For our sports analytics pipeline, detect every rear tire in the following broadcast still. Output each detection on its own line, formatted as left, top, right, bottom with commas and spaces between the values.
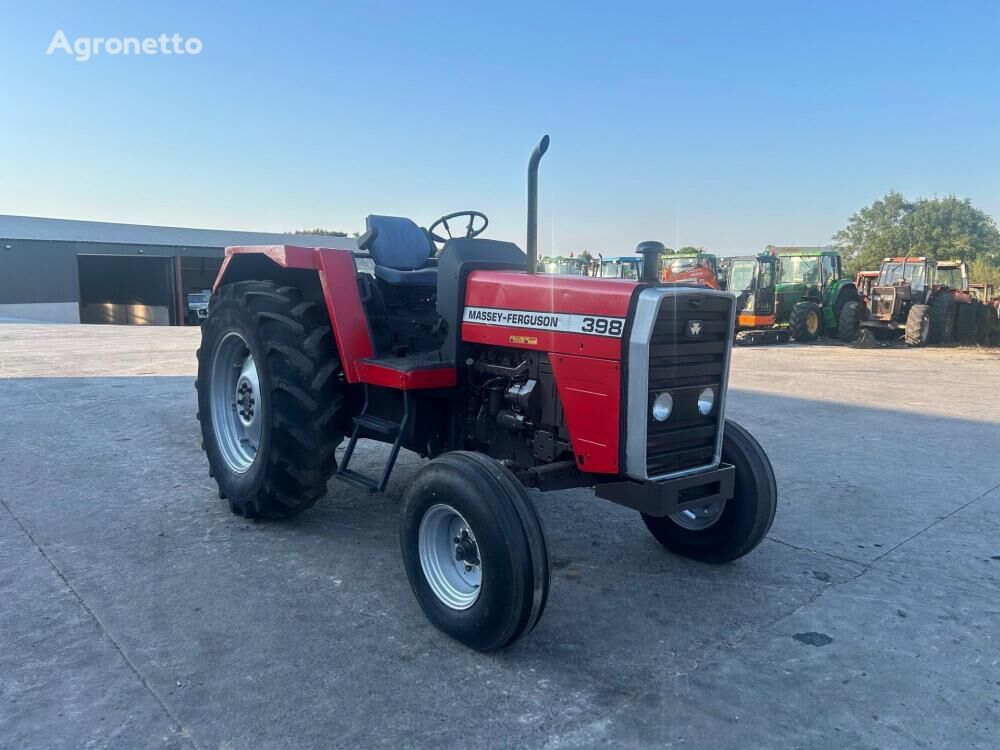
789, 301, 822, 342
904, 304, 931, 347
641, 420, 777, 564
929, 291, 956, 345
975, 303, 990, 345
197, 281, 345, 518
957, 302, 979, 345
837, 300, 864, 343
400, 452, 549, 651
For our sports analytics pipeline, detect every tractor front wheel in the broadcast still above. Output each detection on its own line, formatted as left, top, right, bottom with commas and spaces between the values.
904, 304, 932, 347
641, 420, 777, 564
197, 281, 346, 518
789, 301, 822, 342
400, 452, 549, 651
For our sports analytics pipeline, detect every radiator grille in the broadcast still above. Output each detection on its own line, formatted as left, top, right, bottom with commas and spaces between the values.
644, 293, 732, 477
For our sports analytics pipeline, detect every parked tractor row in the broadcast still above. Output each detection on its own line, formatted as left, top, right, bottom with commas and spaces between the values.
554, 245, 998, 348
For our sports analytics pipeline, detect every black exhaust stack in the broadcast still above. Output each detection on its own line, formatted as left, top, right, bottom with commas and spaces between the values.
636, 241, 666, 283
526, 135, 550, 274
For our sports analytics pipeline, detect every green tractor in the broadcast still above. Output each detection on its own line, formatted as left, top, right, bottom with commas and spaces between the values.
767, 246, 860, 342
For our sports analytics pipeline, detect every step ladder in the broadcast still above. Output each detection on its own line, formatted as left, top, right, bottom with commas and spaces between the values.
335, 388, 412, 493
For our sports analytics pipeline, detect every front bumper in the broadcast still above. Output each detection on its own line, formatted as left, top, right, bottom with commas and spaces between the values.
595, 464, 735, 517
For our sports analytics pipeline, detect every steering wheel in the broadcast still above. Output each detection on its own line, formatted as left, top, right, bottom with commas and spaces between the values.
428, 211, 488, 245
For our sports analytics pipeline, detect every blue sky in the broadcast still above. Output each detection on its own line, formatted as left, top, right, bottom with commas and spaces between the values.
3, 1, 998, 254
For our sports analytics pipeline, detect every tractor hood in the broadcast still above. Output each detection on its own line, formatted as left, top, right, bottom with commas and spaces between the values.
461, 270, 636, 359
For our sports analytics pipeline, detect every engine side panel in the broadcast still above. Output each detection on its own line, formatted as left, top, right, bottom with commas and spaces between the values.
462, 270, 635, 475
548, 354, 621, 473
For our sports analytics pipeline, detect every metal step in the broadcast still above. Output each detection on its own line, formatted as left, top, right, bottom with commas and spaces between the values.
352, 414, 401, 436
334, 387, 412, 494
334, 468, 380, 493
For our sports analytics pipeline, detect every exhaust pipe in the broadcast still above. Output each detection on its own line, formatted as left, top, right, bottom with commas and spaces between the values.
636, 241, 665, 283
526, 135, 550, 274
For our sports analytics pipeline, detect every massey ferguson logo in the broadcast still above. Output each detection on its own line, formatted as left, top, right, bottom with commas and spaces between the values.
686, 320, 704, 337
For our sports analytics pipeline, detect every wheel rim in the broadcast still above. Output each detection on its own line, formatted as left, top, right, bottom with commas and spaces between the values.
806, 310, 819, 335
418, 504, 482, 610
669, 499, 727, 531
210, 331, 262, 474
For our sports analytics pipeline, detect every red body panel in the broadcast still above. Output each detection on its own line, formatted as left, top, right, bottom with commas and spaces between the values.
217, 246, 374, 383
549, 354, 621, 473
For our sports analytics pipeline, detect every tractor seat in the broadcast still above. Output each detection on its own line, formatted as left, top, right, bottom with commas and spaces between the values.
360, 215, 437, 286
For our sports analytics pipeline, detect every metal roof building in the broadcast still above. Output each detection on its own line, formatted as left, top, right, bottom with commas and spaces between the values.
0, 215, 356, 325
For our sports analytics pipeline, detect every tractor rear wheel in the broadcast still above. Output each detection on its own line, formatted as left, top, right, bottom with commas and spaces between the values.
929, 291, 956, 345
400, 452, 549, 651
904, 304, 932, 347
837, 300, 865, 343
975, 303, 991, 345
197, 281, 345, 518
956, 302, 979, 345
641, 420, 777, 564
790, 301, 822, 342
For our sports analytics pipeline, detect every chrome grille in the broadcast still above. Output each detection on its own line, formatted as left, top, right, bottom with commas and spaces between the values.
625, 288, 735, 481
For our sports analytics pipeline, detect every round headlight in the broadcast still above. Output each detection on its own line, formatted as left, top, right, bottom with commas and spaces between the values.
652, 392, 673, 422
697, 387, 715, 416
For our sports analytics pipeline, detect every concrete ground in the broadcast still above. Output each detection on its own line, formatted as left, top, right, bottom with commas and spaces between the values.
1, 323, 999, 750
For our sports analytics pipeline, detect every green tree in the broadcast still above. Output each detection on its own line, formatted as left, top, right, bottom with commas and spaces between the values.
834, 192, 1000, 279
832, 191, 912, 273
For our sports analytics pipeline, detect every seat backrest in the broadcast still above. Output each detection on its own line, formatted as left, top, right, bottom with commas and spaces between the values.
365, 215, 433, 271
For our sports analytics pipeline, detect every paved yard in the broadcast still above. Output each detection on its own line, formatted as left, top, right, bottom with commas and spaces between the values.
1, 324, 999, 749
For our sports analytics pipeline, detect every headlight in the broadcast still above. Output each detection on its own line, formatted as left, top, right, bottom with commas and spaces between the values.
697, 387, 715, 416
652, 392, 673, 421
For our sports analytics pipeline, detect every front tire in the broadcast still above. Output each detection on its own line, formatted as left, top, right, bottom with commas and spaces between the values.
400, 452, 549, 651
789, 301, 821, 342
904, 304, 931, 347
641, 420, 777, 564
197, 281, 345, 518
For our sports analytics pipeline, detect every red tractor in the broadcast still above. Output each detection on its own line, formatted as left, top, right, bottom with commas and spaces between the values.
840, 256, 985, 346
195, 138, 776, 651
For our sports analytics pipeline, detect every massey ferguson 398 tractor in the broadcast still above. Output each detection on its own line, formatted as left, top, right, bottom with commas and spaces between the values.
195, 137, 777, 651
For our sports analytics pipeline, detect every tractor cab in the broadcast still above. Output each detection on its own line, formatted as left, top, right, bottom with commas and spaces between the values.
766, 246, 857, 342
869, 257, 932, 321
934, 260, 969, 294
659, 250, 720, 289
598, 255, 643, 279
725, 254, 784, 344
